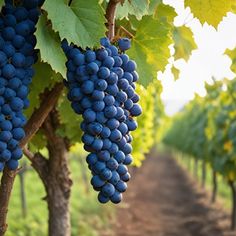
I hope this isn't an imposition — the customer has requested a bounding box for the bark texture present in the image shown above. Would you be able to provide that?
[40,111,72,236]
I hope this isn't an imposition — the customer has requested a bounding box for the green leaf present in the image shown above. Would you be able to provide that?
[185,0,233,28]
[154,3,177,24]
[127,16,173,86]
[225,48,236,74]
[43,0,106,48]
[116,0,149,20]
[0,0,4,9]
[57,95,83,143]
[35,14,67,78]
[173,26,197,61]
[25,62,59,118]
[29,131,47,152]
[171,65,180,81]
[148,0,161,15]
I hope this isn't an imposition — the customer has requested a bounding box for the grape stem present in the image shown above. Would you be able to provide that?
[68,0,73,6]
[23,147,34,161]
[105,0,122,40]
[0,82,64,236]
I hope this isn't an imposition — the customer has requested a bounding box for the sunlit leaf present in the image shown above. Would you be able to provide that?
[225,48,236,74]
[127,16,173,86]
[185,0,233,28]
[173,26,197,61]
[171,65,180,81]
[154,3,177,24]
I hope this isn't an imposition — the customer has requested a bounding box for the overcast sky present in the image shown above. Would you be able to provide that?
[159,0,236,115]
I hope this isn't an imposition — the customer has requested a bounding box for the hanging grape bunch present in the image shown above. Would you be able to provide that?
[0,0,42,171]
[62,37,142,204]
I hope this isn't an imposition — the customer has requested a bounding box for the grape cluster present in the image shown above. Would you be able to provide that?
[62,37,142,204]
[0,0,42,171]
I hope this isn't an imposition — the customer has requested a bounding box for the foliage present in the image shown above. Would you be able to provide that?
[171,65,180,81]
[163,79,236,181]
[116,0,149,20]
[132,80,164,166]
[172,26,197,61]
[225,48,236,74]
[184,0,234,28]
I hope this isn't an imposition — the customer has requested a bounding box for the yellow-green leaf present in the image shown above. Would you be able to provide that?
[225,48,236,74]
[185,0,233,28]
[154,3,177,24]
[127,16,173,86]
[173,26,197,61]
[171,65,180,81]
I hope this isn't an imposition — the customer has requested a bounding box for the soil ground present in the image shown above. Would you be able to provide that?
[113,154,235,236]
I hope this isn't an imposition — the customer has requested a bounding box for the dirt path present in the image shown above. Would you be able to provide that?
[113,154,234,236]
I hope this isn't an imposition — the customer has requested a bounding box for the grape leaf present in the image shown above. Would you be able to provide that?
[25,62,59,118]
[43,0,106,48]
[154,3,177,24]
[116,0,149,20]
[127,16,173,86]
[185,0,233,28]
[29,130,47,152]
[35,14,67,78]
[148,0,162,15]
[171,65,180,81]
[57,95,83,143]
[173,26,197,61]
[225,48,236,74]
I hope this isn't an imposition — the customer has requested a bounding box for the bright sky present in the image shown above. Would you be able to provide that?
[160,0,236,116]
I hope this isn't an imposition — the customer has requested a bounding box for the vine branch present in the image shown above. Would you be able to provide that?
[105,0,122,40]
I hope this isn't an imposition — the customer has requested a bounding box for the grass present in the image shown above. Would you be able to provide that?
[176,155,231,210]
[3,148,115,236]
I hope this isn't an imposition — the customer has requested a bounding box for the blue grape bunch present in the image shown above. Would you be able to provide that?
[0,0,42,171]
[62,37,142,204]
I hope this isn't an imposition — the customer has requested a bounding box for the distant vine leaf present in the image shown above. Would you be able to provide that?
[127,16,173,86]
[154,3,177,24]
[171,65,180,81]
[43,0,106,48]
[25,62,59,118]
[225,48,236,74]
[116,0,149,20]
[173,26,197,61]
[185,0,233,28]
[35,14,67,78]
